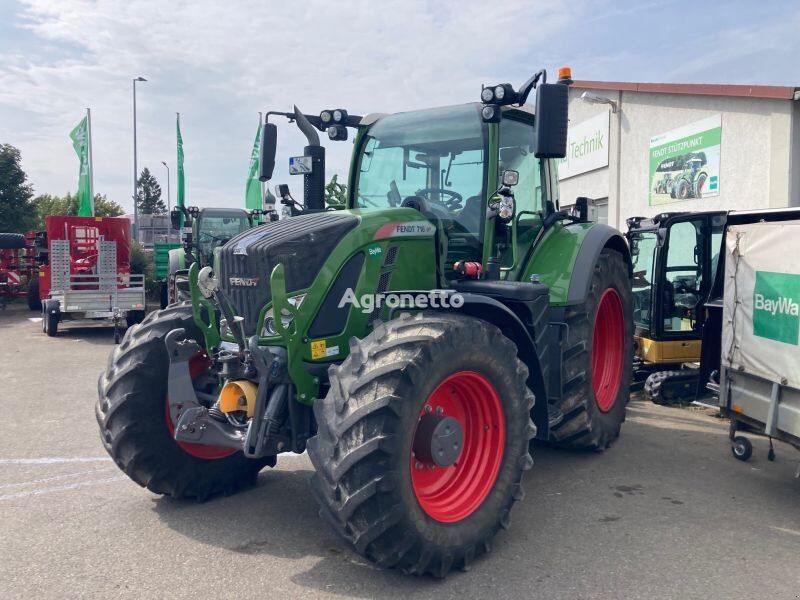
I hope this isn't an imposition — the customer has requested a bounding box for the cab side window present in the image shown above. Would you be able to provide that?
[498,118,544,215]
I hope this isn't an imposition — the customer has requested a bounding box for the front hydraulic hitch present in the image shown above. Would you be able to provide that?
[165,328,245,450]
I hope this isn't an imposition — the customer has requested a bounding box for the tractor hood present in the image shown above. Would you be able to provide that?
[218,208,434,334]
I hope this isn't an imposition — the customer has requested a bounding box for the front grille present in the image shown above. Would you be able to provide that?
[218,212,359,334]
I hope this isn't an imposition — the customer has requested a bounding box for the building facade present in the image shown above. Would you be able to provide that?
[557,81,800,230]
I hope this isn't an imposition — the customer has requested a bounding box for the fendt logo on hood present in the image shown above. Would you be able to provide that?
[228,276,259,287]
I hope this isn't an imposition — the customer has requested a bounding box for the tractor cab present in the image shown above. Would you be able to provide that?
[350,103,553,283]
[191,207,252,267]
[164,206,257,306]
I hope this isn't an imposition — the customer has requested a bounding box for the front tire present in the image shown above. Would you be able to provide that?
[96,304,272,500]
[307,312,536,577]
[549,249,633,450]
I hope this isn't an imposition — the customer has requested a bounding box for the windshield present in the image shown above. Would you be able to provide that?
[630,230,658,330]
[197,212,249,261]
[355,104,486,231]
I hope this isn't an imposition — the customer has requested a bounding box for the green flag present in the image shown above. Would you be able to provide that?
[70,115,93,216]
[245,118,262,210]
[176,113,185,210]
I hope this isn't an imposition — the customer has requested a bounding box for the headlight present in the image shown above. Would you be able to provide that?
[320,110,332,123]
[498,196,514,220]
[261,294,305,336]
[480,87,494,102]
[494,85,505,100]
[332,109,343,122]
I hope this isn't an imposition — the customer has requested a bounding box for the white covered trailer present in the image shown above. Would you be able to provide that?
[720,220,800,466]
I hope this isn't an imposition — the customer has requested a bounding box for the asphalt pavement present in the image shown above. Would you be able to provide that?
[1,302,799,599]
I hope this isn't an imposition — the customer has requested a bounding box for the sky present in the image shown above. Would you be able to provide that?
[1,0,799,214]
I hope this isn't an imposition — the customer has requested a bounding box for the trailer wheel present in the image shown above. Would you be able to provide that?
[732,436,752,461]
[549,249,633,450]
[126,310,145,328]
[96,304,273,500]
[45,300,59,337]
[0,232,26,249]
[27,276,42,311]
[307,312,536,577]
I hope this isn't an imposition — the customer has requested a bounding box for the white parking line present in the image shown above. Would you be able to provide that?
[0,469,116,490]
[0,476,126,501]
[0,457,112,465]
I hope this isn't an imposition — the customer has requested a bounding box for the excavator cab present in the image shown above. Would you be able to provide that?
[627,211,726,401]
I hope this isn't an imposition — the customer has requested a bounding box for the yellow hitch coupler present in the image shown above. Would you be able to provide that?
[218,380,258,417]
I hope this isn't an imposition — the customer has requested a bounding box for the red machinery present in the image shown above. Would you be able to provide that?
[0,232,37,310]
[36,216,145,340]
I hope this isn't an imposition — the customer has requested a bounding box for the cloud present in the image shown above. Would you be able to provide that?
[0,0,798,213]
[0,0,586,211]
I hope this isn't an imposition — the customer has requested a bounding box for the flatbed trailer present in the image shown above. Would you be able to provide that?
[38,216,146,341]
[715,219,800,471]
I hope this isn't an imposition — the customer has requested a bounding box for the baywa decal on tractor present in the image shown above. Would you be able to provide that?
[752,270,800,345]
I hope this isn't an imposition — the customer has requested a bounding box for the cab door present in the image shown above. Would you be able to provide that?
[653,214,723,361]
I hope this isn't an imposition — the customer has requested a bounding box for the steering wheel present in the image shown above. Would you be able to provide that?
[415,187,463,210]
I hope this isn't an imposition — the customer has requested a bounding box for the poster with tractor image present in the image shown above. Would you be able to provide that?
[649,114,721,205]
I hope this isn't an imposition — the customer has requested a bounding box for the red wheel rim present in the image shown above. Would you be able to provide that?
[164,353,237,460]
[411,371,505,523]
[592,288,624,412]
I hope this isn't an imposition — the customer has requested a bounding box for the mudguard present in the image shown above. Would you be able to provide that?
[525,222,631,306]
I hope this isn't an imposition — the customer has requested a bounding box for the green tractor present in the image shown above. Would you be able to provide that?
[97,67,633,576]
[160,206,270,307]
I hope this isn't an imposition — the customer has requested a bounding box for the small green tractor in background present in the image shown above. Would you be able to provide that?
[159,206,270,307]
[97,67,633,576]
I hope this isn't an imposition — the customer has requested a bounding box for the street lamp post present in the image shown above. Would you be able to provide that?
[160,160,171,215]
[161,160,171,239]
[132,76,147,241]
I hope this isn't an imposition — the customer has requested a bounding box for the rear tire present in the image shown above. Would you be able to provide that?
[96,304,272,500]
[27,276,41,311]
[0,232,25,249]
[549,249,633,450]
[307,312,536,577]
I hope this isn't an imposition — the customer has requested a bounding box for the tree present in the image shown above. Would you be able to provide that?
[32,192,124,229]
[94,194,125,218]
[136,167,166,215]
[325,174,347,208]
[0,143,37,233]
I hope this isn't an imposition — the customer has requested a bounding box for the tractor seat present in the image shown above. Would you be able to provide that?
[452,195,483,235]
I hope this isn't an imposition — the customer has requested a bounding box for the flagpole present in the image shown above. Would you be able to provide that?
[87,107,95,215]
[258,111,264,210]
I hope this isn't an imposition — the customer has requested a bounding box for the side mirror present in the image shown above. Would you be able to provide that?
[502,170,519,186]
[574,196,590,222]
[534,83,569,158]
[259,123,278,182]
[170,209,181,230]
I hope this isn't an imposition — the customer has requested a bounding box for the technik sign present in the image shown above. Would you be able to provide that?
[557,112,610,180]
